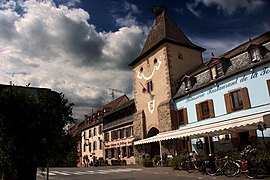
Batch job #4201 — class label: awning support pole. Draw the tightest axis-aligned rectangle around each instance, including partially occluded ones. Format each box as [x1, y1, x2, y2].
[208, 135, 212, 154]
[159, 141, 162, 160]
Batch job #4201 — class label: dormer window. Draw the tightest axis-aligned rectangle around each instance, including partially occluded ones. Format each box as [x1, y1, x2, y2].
[182, 75, 195, 92]
[249, 47, 261, 62]
[185, 79, 191, 91]
[245, 42, 262, 63]
[210, 63, 223, 79]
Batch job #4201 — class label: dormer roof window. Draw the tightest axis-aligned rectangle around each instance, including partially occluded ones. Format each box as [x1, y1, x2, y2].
[182, 75, 194, 92]
[245, 42, 262, 63]
[206, 56, 227, 80]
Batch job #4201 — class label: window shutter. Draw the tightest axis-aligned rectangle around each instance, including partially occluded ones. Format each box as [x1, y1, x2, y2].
[267, 80, 270, 96]
[241, 87, 250, 109]
[195, 103, 202, 121]
[183, 108, 188, 124]
[224, 93, 232, 113]
[208, 99, 215, 118]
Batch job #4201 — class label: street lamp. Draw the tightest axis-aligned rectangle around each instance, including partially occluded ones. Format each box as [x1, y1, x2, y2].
[257, 123, 267, 145]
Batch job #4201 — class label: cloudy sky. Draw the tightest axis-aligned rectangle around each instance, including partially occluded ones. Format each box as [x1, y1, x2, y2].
[1, 0, 269, 121]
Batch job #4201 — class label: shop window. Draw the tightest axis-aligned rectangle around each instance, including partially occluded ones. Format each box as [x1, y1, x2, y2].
[111, 148, 115, 158]
[224, 87, 250, 113]
[196, 99, 215, 121]
[219, 134, 231, 144]
[122, 146, 127, 157]
[105, 149, 109, 159]
[177, 108, 188, 126]
[127, 146, 134, 158]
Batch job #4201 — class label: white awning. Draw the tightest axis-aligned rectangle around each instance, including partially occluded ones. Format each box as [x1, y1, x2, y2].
[134, 112, 270, 145]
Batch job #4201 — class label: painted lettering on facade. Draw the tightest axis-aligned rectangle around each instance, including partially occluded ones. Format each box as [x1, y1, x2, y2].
[185, 66, 270, 103]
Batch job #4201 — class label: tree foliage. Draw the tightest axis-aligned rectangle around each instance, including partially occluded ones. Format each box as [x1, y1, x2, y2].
[0, 87, 76, 179]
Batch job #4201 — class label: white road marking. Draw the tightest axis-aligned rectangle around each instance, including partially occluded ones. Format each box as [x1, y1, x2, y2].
[37, 168, 143, 177]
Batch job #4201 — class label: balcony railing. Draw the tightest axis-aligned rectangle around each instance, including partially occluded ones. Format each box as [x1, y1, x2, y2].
[103, 115, 133, 131]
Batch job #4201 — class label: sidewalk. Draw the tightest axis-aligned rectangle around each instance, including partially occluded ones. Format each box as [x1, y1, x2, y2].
[132, 165, 270, 179]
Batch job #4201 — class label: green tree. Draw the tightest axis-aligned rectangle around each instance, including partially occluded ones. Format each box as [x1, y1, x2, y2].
[0, 87, 75, 180]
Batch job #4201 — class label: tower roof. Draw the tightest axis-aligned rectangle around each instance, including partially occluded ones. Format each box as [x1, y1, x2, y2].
[129, 7, 205, 66]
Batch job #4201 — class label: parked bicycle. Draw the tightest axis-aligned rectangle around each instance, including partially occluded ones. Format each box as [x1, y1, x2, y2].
[181, 153, 205, 173]
[234, 156, 257, 178]
[205, 154, 239, 177]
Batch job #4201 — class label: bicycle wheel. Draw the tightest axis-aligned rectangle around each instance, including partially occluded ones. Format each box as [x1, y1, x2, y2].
[223, 161, 240, 177]
[186, 161, 196, 173]
[206, 161, 218, 176]
[245, 162, 257, 179]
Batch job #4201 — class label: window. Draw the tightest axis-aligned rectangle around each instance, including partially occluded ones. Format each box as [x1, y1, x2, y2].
[89, 129, 91, 138]
[93, 127, 96, 136]
[231, 90, 243, 111]
[196, 99, 215, 121]
[185, 79, 191, 90]
[89, 142, 91, 152]
[93, 141, 96, 151]
[111, 130, 118, 141]
[210, 63, 223, 79]
[99, 140, 103, 149]
[249, 48, 261, 62]
[120, 128, 125, 139]
[105, 149, 109, 159]
[111, 148, 115, 158]
[122, 146, 127, 157]
[178, 52, 183, 60]
[147, 80, 153, 93]
[104, 132, 110, 141]
[127, 146, 134, 158]
[224, 87, 250, 113]
[83, 143, 86, 152]
[267, 80, 270, 96]
[177, 108, 188, 126]
[99, 125, 102, 135]
[126, 127, 133, 137]
[83, 131, 86, 139]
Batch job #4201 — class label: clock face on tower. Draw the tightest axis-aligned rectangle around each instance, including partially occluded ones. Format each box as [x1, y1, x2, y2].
[136, 56, 162, 114]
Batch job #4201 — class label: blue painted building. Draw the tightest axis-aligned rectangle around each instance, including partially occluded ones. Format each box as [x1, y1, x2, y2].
[135, 30, 270, 157]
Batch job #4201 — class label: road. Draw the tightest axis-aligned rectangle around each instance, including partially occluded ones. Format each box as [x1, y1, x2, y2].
[36, 166, 269, 180]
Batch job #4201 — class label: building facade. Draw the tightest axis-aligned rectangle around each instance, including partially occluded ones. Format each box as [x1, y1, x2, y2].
[103, 99, 136, 165]
[80, 95, 129, 166]
[134, 27, 270, 157]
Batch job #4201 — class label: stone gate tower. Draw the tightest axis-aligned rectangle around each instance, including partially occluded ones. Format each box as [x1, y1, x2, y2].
[129, 7, 205, 144]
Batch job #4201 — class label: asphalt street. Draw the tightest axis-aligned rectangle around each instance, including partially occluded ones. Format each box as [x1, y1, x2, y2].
[37, 166, 270, 180]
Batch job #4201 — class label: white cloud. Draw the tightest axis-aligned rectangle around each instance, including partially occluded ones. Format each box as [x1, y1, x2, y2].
[187, 0, 265, 16]
[0, 0, 147, 120]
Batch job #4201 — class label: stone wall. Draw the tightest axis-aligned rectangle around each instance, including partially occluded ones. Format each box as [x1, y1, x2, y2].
[157, 99, 175, 132]
[132, 110, 146, 140]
